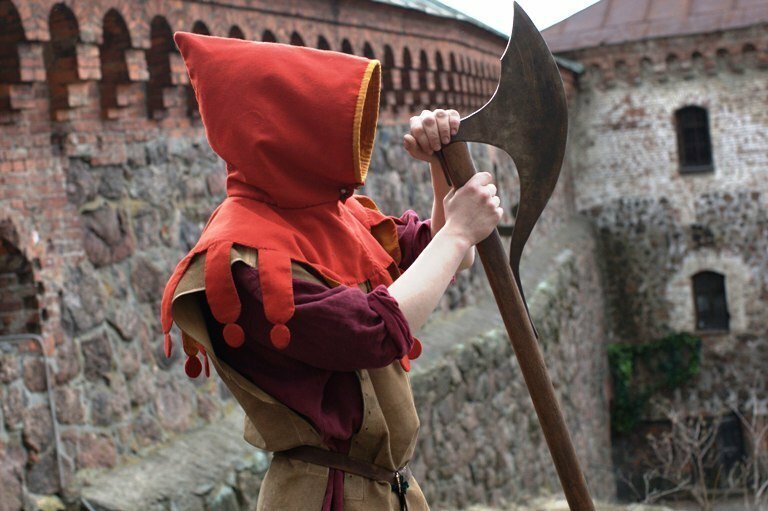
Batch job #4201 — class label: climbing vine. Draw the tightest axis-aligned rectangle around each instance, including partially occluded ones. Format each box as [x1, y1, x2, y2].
[608, 332, 702, 435]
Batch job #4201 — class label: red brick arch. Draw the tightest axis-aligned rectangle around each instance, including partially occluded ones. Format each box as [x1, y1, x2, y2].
[147, 15, 173, 119]
[44, 3, 80, 119]
[0, 0, 25, 113]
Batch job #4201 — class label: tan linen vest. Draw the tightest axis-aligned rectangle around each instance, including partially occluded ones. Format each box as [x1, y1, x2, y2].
[171, 245, 429, 510]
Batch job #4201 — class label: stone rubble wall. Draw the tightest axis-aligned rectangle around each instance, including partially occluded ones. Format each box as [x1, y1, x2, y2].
[562, 27, 768, 411]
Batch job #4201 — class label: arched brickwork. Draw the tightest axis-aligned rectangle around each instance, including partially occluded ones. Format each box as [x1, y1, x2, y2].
[0, 0, 25, 113]
[146, 15, 173, 119]
[418, 49, 429, 91]
[401, 47, 412, 91]
[44, 3, 79, 119]
[0, 231, 41, 336]
[99, 8, 132, 119]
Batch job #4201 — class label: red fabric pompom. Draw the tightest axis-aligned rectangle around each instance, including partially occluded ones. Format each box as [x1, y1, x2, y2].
[223, 323, 245, 348]
[270, 324, 291, 350]
[408, 337, 423, 360]
[185, 355, 203, 378]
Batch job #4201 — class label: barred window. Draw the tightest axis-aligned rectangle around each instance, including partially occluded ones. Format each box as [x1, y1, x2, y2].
[676, 106, 714, 173]
[692, 271, 729, 331]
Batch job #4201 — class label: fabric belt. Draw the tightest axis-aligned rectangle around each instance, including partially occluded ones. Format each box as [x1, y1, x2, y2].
[274, 445, 412, 510]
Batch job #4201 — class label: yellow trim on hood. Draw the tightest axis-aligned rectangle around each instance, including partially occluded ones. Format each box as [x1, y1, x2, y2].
[353, 60, 381, 184]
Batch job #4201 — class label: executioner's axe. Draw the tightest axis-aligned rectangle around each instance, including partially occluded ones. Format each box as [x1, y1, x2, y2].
[434, 3, 596, 510]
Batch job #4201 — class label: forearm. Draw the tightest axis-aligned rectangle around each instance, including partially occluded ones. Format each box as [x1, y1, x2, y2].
[429, 160, 475, 270]
[429, 160, 451, 235]
[387, 228, 470, 332]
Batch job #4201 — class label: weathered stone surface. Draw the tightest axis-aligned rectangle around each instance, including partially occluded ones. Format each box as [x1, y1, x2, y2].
[82, 205, 135, 267]
[130, 255, 166, 304]
[80, 332, 113, 381]
[131, 412, 164, 448]
[54, 339, 81, 384]
[2, 384, 26, 429]
[77, 432, 117, 470]
[22, 404, 53, 453]
[88, 379, 130, 426]
[235, 469, 263, 509]
[153, 377, 195, 432]
[55, 386, 85, 424]
[107, 306, 141, 341]
[128, 369, 156, 406]
[205, 485, 239, 511]
[0, 353, 19, 383]
[0, 463, 23, 511]
[80, 410, 268, 510]
[26, 448, 60, 494]
[196, 392, 221, 422]
[61, 268, 108, 335]
[115, 340, 141, 379]
[22, 356, 47, 393]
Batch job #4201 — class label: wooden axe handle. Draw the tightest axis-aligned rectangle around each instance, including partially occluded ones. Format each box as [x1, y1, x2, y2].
[439, 142, 595, 511]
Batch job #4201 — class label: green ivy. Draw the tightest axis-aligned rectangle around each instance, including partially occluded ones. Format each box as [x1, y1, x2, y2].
[608, 332, 702, 435]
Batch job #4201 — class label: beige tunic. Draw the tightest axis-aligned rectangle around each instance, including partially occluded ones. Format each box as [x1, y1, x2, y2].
[171, 245, 429, 510]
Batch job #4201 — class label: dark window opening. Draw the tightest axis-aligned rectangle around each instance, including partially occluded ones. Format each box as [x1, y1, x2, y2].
[401, 48, 412, 91]
[186, 21, 210, 118]
[228, 25, 245, 39]
[363, 42, 375, 60]
[146, 16, 173, 119]
[289, 31, 304, 47]
[693, 271, 729, 331]
[676, 106, 714, 173]
[262, 30, 277, 43]
[0, 233, 42, 335]
[341, 39, 353, 55]
[45, 3, 80, 119]
[100, 9, 132, 118]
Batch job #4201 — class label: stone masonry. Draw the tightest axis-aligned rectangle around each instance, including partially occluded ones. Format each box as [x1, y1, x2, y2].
[561, 23, 768, 412]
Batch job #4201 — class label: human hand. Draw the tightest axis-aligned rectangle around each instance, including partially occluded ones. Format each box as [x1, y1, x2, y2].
[441, 172, 503, 246]
[403, 109, 461, 164]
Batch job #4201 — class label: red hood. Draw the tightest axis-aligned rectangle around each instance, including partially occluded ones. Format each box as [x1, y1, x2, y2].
[173, 32, 381, 208]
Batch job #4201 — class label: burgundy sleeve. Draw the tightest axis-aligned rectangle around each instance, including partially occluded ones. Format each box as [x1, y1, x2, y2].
[232, 262, 414, 372]
[392, 210, 433, 271]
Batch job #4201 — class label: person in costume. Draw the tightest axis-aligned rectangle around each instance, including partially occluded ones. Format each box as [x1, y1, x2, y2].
[161, 32, 503, 511]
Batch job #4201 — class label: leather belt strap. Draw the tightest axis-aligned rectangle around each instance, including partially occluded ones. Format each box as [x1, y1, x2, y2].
[274, 445, 412, 486]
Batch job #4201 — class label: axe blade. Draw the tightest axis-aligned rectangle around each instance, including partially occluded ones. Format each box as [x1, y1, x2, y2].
[453, 1, 568, 279]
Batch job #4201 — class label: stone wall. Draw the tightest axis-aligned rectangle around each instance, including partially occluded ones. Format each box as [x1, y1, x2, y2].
[410, 217, 614, 510]
[561, 24, 768, 411]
